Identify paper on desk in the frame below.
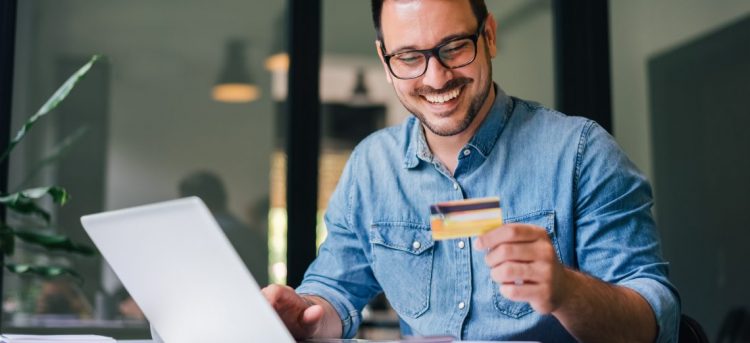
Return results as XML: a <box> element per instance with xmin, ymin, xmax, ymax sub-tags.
<box><xmin>0</xmin><ymin>335</ymin><xmax>115</xmax><ymax>343</ymax></box>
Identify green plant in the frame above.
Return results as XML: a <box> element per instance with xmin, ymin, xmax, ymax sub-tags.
<box><xmin>0</xmin><ymin>55</ymin><xmax>101</xmax><ymax>281</ymax></box>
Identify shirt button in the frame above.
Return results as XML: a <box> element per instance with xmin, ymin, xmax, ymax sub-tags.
<box><xmin>453</xmin><ymin>182</ymin><xmax>459</xmax><ymax>190</ymax></box>
<box><xmin>463</xmin><ymin>149</ymin><xmax>471</xmax><ymax>156</ymax></box>
<box><xmin>457</xmin><ymin>241</ymin><xmax>465</xmax><ymax>249</ymax></box>
<box><xmin>412</xmin><ymin>241</ymin><xmax>421</xmax><ymax>250</ymax></box>
<box><xmin>458</xmin><ymin>301</ymin><xmax>465</xmax><ymax>309</ymax></box>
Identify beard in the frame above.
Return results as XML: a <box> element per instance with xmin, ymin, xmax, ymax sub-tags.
<box><xmin>397</xmin><ymin>64</ymin><xmax>493</xmax><ymax>137</ymax></box>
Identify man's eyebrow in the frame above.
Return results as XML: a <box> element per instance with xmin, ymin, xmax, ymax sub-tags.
<box><xmin>388</xmin><ymin>31</ymin><xmax>471</xmax><ymax>54</ymax></box>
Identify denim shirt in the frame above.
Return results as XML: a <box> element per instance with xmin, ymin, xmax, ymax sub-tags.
<box><xmin>296</xmin><ymin>87</ymin><xmax>680</xmax><ymax>342</ymax></box>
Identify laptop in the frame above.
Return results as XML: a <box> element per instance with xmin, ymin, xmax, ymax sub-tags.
<box><xmin>81</xmin><ymin>197</ymin><xmax>295</xmax><ymax>342</ymax></box>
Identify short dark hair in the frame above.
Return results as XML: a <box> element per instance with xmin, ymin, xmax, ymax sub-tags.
<box><xmin>179</xmin><ymin>170</ymin><xmax>228</xmax><ymax>211</ymax></box>
<box><xmin>371</xmin><ymin>0</ymin><xmax>488</xmax><ymax>41</ymax></box>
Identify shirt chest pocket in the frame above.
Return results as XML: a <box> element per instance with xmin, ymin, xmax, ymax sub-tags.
<box><xmin>369</xmin><ymin>222</ymin><xmax>435</xmax><ymax>319</ymax></box>
<box><xmin>490</xmin><ymin>210</ymin><xmax>562</xmax><ymax>318</ymax></box>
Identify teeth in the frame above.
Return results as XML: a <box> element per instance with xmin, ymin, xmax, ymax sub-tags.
<box><xmin>425</xmin><ymin>88</ymin><xmax>461</xmax><ymax>104</ymax></box>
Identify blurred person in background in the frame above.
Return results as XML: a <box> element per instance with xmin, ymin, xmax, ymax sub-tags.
<box><xmin>179</xmin><ymin>171</ymin><xmax>268</xmax><ymax>286</ymax></box>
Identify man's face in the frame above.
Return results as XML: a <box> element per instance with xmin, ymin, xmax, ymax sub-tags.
<box><xmin>377</xmin><ymin>0</ymin><xmax>497</xmax><ymax>137</ymax></box>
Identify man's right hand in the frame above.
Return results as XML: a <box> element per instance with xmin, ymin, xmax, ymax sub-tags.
<box><xmin>261</xmin><ymin>284</ymin><xmax>327</xmax><ymax>340</ymax></box>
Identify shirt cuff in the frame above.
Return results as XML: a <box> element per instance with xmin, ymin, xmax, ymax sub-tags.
<box><xmin>296</xmin><ymin>281</ymin><xmax>361</xmax><ymax>339</ymax></box>
<box><xmin>620</xmin><ymin>277</ymin><xmax>681</xmax><ymax>343</ymax></box>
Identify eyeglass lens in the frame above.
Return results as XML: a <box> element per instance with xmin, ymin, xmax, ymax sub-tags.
<box><xmin>389</xmin><ymin>38</ymin><xmax>476</xmax><ymax>79</ymax></box>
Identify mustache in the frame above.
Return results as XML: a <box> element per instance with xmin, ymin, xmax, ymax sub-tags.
<box><xmin>411</xmin><ymin>77</ymin><xmax>473</xmax><ymax>96</ymax></box>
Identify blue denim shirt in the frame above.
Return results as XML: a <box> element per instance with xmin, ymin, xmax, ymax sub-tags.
<box><xmin>296</xmin><ymin>88</ymin><xmax>680</xmax><ymax>342</ymax></box>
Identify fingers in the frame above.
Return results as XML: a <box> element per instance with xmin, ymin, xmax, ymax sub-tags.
<box><xmin>498</xmin><ymin>283</ymin><xmax>556</xmax><ymax>314</ymax></box>
<box><xmin>261</xmin><ymin>284</ymin><xmax>283</xmax><ymax>302</ymax></box>
<box><xmin>301</xmin><ymin>304</ymin><xmax>324</xmax><ymax>326</ymax></box>
<box><xmin>262</xmin><ymin>284</ymin><xmax>320</xmax><ymax>339</ymax></box>
<box><xmin>261</xmin><ymin>284</ymin><xmax>282</xmax><ymax>309</ymax></box>
<box><xmin>475</xmin><ymin>223</ymin><xmax>547</xmax><ymax>250</ymax></box>
<box><xmin>476</xmin><ymin>225</ymin><xmax>565</xmax><ymax>316</ymax></box>
<box><xmin>483</xmin><ymin>240</ymin><xmax>555</xmax><ymax>267</ymax></box>
<box><xmin>484</xmin><ymin>241</ymin><xmax>536</xmax><ymax>266</ymax></box>
<box><xmin>499</xmin><ymin>282</ymin><xmax>542</xmax><ymax>300</ymax></box>
<box><xmin>489</xmin><ymin>261</ymin><xmax>553</xmax><ymax>285</ymax></box>
<box><xmin>262</xmin><ymin>284</ymin><xmax>298</xmax><ymax>310</ymax></box>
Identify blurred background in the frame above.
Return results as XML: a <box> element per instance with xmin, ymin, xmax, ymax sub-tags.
<box><xmin>1</xmin><ymin>0</ymin><xmax>748</xmax><ymax>340</ymax></box>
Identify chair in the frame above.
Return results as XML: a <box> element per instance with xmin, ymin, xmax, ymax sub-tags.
<box><xmin>716</xmin><ymin>307</ymin><xmax>750</xmax><ymax>343</ymax></box>
<box><xmin>679</xmin><ymin>314</ymin><xmax>710</xmax><ymax>343</ymax></box>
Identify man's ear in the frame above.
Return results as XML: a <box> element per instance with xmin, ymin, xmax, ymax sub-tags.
<box><xmin>375</xmin><ymin>40</ymin><xmax>393</xmax><ymax>84</ymax></box>
<box><xmin>485</xmin><ymin>13</ymin><xmax>498</xmax><ymax>58</ymax></box>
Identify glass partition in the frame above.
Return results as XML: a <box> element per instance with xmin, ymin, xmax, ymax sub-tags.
<box><xmin>6</xmin><ymin>0</ymin><xmax>285</xmax><ymax>337</ymax></box>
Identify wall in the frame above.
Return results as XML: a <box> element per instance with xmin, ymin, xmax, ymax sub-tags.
<box><xmin>490</xmin><ymin>0</ymin><xmax>554</xmax><ymax>108</ymax></box>
<box><xmin>611</xmin><ymin>0</ymin><xmax>750</xmax><ymax>184</ymax></box>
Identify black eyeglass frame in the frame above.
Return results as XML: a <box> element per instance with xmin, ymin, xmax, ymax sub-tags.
<box><xmin>380</xmin><ymin>20</ymin><xmax>487</xmax><ymax>80</ymax></box>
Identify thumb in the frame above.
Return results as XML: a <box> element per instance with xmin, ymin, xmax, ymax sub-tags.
<box><xmin>301</xmin><ymin>304</ymin><xmax>325</xmax><ymax>326</ymax></box>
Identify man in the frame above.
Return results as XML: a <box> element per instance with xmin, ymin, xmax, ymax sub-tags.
<box><xmin>179</xmin><ymin>171</ymin><xmax>269</xmax><ymax>286</ymax></box>
<box><xmin>263</xmin><ymin>0</ymin><xmax>680</xmax><ymax>342</ymax></box>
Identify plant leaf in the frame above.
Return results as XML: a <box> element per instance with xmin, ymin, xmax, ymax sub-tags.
<box><xmin>13</xmin><ymin>230</ymin><xmax>96</xmax><ymax>256</ymax></box>
<box><xmin>0</xmin><ymin>54</ymin><xmax>101</xmax><ymax>163</ymax></box>
<box><xmin>2</xmin><ymin>199</ymin><xmax>50</xmax><ymax>222</ymax></box>
<box><xmin>5</xmin><ymin>263</ymin><xmax>83</xmax><ymax>283</ymax></box>
<box><xmin>0</xmin><ymin>186</ymin><xmax>70</xmax><ymax>205</ymax></box>
<box><xmin>0</xmin><ymin>187</ymin><xmax>70</xmax><ymax>223</ymax></box>
<box><xmin>15</xmin><ymin>126</ymin><xmax>90</xmax><ymax>190</ymax></box>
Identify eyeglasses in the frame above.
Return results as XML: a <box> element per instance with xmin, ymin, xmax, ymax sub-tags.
<box><xmin>380</xmin><ymin>20</ymin><xmax>486</xmax><ymax>80</ymax></box>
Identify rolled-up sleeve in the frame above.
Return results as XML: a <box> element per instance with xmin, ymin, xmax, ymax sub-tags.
<box><xmin>296</xmin><ymin>276</ymin><xmax>363</xmax><ymax>339</ymax></box>
<box><xmin>295</xmin><ymin>149</ymin><xmax>381</xmax><ymax>339</ymax></box>
<box><xmin>620</xmin><ymin>278</ymin><xmax>681</xmax><ymax>343</ymax></box>
<box><xmin>574</xmin><ymin>122</ymin><xmax>681</xmax><ymax>343</ymax></box>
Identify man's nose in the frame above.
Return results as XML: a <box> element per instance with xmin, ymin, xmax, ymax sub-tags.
<box><xmin>421</xmin><ymin>57</ymin><xmax>453</xmax><ymax>90</ymax></box>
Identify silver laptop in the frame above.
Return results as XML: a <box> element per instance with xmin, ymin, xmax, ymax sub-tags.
<box><xmin>81</xmin><ymin>197</ymin><xmax>294</xmax><ymax>343</ymax></box>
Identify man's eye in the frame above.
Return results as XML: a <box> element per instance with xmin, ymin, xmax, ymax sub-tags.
<box><xmin>396</xmin><ymin>53</ymin><xmax>422</xmax><ymax>65</ymax></box>
<box><xmin>443</xmin><ymin>42</ymin><xmax>469</xmax><ymax>55</ymax></box>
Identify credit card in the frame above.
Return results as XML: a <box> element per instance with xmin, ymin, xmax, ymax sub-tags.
<box><xmin>430</xmin><ymin>197</ymin><xmax>503</xmax><ymax>240</ymax></box>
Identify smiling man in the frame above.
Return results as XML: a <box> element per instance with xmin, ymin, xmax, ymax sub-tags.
<box><xmin>262</xmin><ymin>1</ymin><xmax>680</xmax><ymax>342</ymax></box>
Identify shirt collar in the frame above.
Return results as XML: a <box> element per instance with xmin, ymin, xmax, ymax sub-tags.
<box><xmin>403</xmin><ymin>120</ymin><xmax>426</xmax><ymax>169</ymax></box>
<box><xmin>403</xmin><ymin>84</ymin><xmax>512</xmax><ymax>169</ymax></box>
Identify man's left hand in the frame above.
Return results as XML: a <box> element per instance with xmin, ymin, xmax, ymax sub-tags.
<box><xmin>474</xmin><ymin>223</ymin><xmax>571</xmax><ymax>314</ymax></box>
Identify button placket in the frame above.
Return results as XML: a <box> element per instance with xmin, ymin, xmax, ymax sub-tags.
<box><xmin>447</xmin><ymin>233</ymin><xmax>472</xmax><ymax>338</ymax></box>
<box><xmin>457</xmin><ymin>229</ymin><xmax>472</xmax><ymax>337</ymax></box>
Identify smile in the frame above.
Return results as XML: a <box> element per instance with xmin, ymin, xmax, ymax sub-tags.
<box><xmin>423</xmin><ymin>87</ymin><xmax>462</xmax><ymax>104</ymax></box>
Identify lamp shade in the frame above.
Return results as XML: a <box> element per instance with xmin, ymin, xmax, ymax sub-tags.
<box><xmin>213</xmin><ymin>40</ymin><xmax>260</xmax><ymax>103</ymax></box>
<box><xmin>265</xmin><ymin>52</ymin><xmax>289</xmax><ymax>72</ymax></box>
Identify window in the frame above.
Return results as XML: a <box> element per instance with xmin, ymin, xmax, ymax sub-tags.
<box><xmin>5</xmin><ymin>0</ymin><xmax>286</xmax><ymax>336</ymax></box>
